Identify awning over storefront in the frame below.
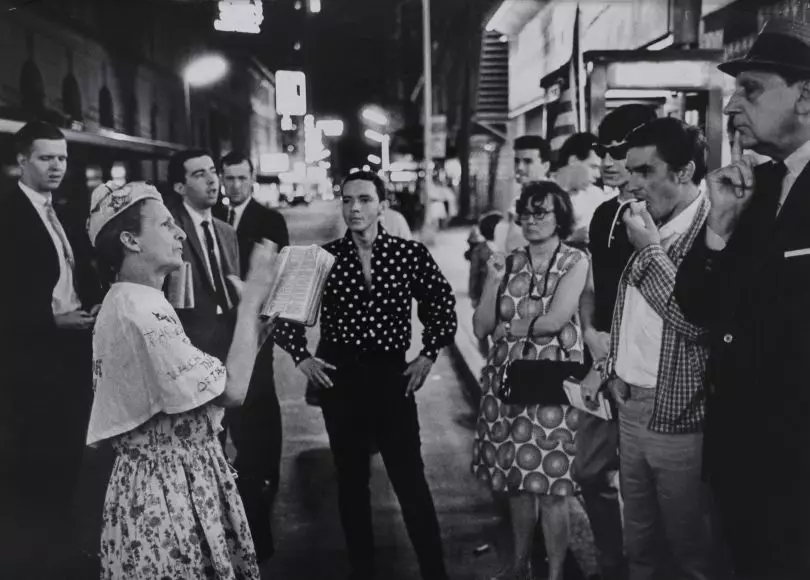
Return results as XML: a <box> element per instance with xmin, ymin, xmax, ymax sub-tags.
<box><xmin>0</xmin><ymin>118</ymin><xmax>185</xmax><ymax>157</ymax></box>
<box><xmin>484</xmin><ymin>0</ymin><xmax>545</xmax><ymax>36</ymax></box>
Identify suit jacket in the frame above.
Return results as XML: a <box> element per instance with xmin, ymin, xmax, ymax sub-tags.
<box><xmin>172</xmin><ymin>205</ymin><xmax>241</xmax><ymax>361</ymax></box>
<box><xmin>676</xmin><ymin>161</ymin><xmax>810</xmax><ymax>483</ymax></box>
<box><xmin>214</xmin><ymin>198</ymin><xmax>289</xmax><ymax>277</ymax></box>
<box><xmin>0</xmin><ymin>184</ymin><xmax>103</xmax><ymax>469</ymax></box>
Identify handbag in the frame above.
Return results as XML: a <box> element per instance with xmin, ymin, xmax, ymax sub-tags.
<box><xmin>497</xmin><ymin>243</ymin><xmax>587</xmax><ymax>405</ymax></box>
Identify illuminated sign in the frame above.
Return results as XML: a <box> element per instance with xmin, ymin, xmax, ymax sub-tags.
<box><xmin>215</xmin><ymin>0</ymin><xmax>264</xmax><ymax>34</ymax></box>
<box><xmin>608</xmin><ymin>61</ymin><xmax>710</xmax><ymax>90</ymax></box>
<box><xmin>276</xmin><ymin>70</ymin><xmax>307</xmax><ymax>116</ymax></box>
<box><xmin>259</xmin><ymin>153</ymin><xmax>290</xmax><ymax>174</ymax></box>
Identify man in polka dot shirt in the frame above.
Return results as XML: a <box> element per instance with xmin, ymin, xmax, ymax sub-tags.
<box><xmin>274</xmin><ymin>170</ymin><xmax>457</xmax><ymax>580</ymax></box>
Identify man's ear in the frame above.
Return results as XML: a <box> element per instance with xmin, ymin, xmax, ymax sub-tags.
<box><xmin>173</xmin><ymin>182</ymin><xmax>185</xmax><ymax>197</ymax></box>
<box><xmin>16</xmin><ymin>152</ymin><xmax>26</xmax><ymax>168</ymax></box>
<box><xmin>120</xmin><ymin>231</ymin><xmax>140</xmax><ymax>253</ymax></box>
<box><xmin>379</xmin><ymin>198</ymin><xmax>389</xmax><ymax>215</ymax></box>
<box><xmin>675</xmin><ymin>161</ymin><xmax>696</xmax><ymax>184</ymax></box>
<box><xmin>796</xmin><ymin>80</ymin><xmax>810</xmax><ymax>115</ymax></box>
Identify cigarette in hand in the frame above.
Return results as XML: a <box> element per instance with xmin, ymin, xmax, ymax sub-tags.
<box><xmin>731</xmin><ymin>130</ymin><xmax>742</xmax><ymax>163</ymax></box>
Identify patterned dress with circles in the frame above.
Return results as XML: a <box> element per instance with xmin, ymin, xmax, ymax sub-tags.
<box><xmin>472</xmin><ymin>244</ymin><xmax>586</xmax><ymax>496</ymax></box>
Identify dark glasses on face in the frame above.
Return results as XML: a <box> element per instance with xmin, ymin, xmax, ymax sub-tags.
<box><xmin>594</xmin><ymin>142</ymin><xmax>629</xmax><ymax>160</ymax></box>
<box><xmin>519</xmin><ymin>208</ymin><xmax>554</xmax><ymax>223</ymax></box>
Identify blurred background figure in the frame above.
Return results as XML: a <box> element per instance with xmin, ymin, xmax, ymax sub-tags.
<box><xmin>466</xmin><ymin>210</ymin><xmax>503</xmax><ymax>356</ymax></box>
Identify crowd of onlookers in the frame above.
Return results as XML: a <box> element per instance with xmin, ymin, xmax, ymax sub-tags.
<box><xmin>464</xmin><ymin>16</ymin><xmax>810</xmax><ymax>580</ymax></box>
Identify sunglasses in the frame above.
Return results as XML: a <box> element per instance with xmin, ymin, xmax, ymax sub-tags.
<box><xmin>594</xmin><ymin>142</ymin><xmax>629</xmax><ymax>160</ymax></box>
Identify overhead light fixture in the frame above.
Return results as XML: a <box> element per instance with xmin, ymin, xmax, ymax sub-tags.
<box><xmin>362</xmin><ymin>107</ymin><xmax>389</xmax><ymax>126</ymax></box>
<box><xmin>183</xmin><ymin>55</ymin><xmax>229</xmax><ymax>87</ymax></box>
<box><xmin>364</xmin><ymin>129</ymin><xmax>384</xmax><ymax>143</ymax></box>
<box><xmin>368</xmin><ymin>154</ymin><xmax>382</xmax><ymax>165</ymax></box>
<box><xmin>308</xmin><ymin>0</ymin><xmax>322</xmax><ymax>13</ymax></box>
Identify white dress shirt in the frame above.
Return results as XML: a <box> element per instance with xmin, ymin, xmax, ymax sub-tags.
<box><xmin>19</xmin><ymin>181</ymin><xmax>82</xmax><ymax>315</ymax></box>
<box><xmin>381</xmin><ymin>208</ymin><xmax>412</xmax><ymax>240</ymax></box>
<box><xmin>615</xmin><ymin>193</ymin><xmax>704</xmax><ymax>389</ymax></box>
<box><xmin>183</xmin><ymin>202</ymin><xmax>230</xmax><ymax>311</ymax></box>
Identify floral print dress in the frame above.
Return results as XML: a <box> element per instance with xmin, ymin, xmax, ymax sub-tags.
<box><xmin>100</xmin><ymin>407</ymin><xmax>259</xmax><ymax>579</ymax></box>
<box><xmin>472</xmin><ymin>244</ymin><xmax>586</xmax><ymax>496</ymax></box>
<box><xmin>86</xmin><ymin>282</ymin><xmax>259</xmax><ymax>580</ymax></box>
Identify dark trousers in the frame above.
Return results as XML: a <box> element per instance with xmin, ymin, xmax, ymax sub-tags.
<box><xmin>318</xmin><ymin>351</ymin><xmax>447</xmax><ymax>580</ymax></box>
<box><xmin>225</xmin><ymin>340</ymin><xmax>282</xmax><ymax>562</ymax></box>
<box><xmin>580</xmin><ymin>483</ymin><xmax>626</xmax><ymax>580</ymax></box>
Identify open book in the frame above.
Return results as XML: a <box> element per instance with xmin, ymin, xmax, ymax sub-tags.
<box><xmin>563</xmin><ymin>378</ymin><xmax>613</xmax><ymax>421</ymax></box>
<box><xmin>260</xmin><ymin>245</ymin><xmax>336</xmax><ymax>326</ymax></box>
<box><xmin>166</xmin><ymin>262</ymin><xmax>195</xmax><ymax>310</ymax></box>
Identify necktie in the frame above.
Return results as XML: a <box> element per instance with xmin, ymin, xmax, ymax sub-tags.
<box><xmin>228</xmin><ymin>207</ymin><xmax>236</xmax><ymax>227</ymax></box>
<box><xmin>770</xmin><ymin>161</ymin><xmax>788</xmax><ymax>216</ymax></box>
<box><xmin>44</xmin><ymin>199</ymin><xmax>75</xmax><ymax>269</ymax></box>
<box><xmin>201</xmin><ymin>220</ymin><xmax>231</xmax><ymax>311</ymax></box>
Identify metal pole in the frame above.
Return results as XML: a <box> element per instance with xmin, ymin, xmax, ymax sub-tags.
<box><xmin>422</xmin><ymin>0</ymin><xmax>432</xmax><ymax>213</ymax></box>
<box><xmin>183</xmin><ymin>78</ymin><xmax>192</xmax><ymax>145</ymax></box>
<box><xmin>382</xmin><ymin>134</ymin><xmax>391</xmax><ymax>173</ymax></box>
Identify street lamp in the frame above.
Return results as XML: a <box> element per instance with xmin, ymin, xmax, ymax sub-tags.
<box><xmin>361</xmin><ymin>107</ymin><xmax>388</xmax><ymax>126</ymax></box>
<box><xmin>182</xmin><ymin>54</ymin><xmax>229</xmax><ymax>142</ymax></box>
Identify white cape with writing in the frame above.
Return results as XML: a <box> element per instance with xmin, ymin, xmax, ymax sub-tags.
<box><xmin>86</xmin><ymin>282</ymin><xmax>226</xmax><ymax>446</ymax></box>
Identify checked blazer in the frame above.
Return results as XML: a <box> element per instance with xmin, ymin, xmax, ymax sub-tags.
<box><xmin>603</xmin><ymin>195</ymin><xmax>711</xmax><ymax>433</ymax></box>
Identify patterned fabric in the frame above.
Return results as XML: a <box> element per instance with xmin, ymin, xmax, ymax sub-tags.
<box><xmin>274</xmin><ymin>227</ymin><xmax>457</xmax><ymax>363</ymax></box>
<box><xmin>603</xmin><ymin>196</ymin><xmax>711</xmax><ymax>434</ymax></box>
<box><xmin>472</xmin><ymin>244</ymin><xmax>586</xmax><ymax>495</ymax></box>
<box><xmin>100</xmin><ymin>406</ymin><xmax>259</xmax><ymax>580</ymax></box>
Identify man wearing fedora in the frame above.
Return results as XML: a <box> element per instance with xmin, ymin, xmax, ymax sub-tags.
<box><xmin>676</xmin><ymin>18</ymin><xmax>810</xmax><ymax>580</ymax></box>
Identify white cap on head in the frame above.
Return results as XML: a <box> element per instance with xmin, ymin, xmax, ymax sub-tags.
<box><xmin>87</xmin><ymin>181</ymin><xmax>163</xmax><ymax>247</ymax></box>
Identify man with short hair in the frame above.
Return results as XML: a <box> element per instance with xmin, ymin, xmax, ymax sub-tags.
<box><xmin>576</xmin><ymin>104</ymin><xmax>656</xmax><ymax>580</ymax></box>
<box><xmin>676</xmin><ymin>18</ymin><xmax>810</xmax><ymax>579</ymax></box>
<box><xmin>493</xmin><ymin>134</ymin><xmax>551</xmax><ymax>253</ymax></box>
<box><xmin>274</xmin><ymin>170</ymin><xmax>457</xmax><ymax>580</ymax></box>
<box><xmin>213</xmin><ymin>151</ymin><xmax>289</xmax><ymax>562</ymax></box>
<box><xmin>168</xmin><ymin>150</ymin><xmax>240</xmax><ymax>362</ymax></box>
<box><xmin>604</xmin><ymin>118</ymin><xmax>715</xmax><ymax>580</ymax></box>
<box><xmin>0</xmin><ymin>121</ymin><xmax>103</xmax><ymax>576</ymax></box>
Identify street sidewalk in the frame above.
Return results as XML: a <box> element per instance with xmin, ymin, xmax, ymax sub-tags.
<box><xmin>421</xmin><ymin>226</ymin><xmax>485</xmax><ymax>396</ymax></box>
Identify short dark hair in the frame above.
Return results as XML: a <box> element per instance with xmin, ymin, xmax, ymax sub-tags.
<box><xmin>478</xmin><ymin>211</ymin><xmax>503</xmax><ymax>242</ymax></box>
<box><xmin>14</xmin><ymin>121</ymin><xmax>65</xmax><ymax>156</ymax></box>
<box><xmin>515</xmin><ymin>180</ymin><xmax>575</xmax><ymax>240</ymax></box>
<box><xmin>514</xmin><ymin>135</ymin><xmax>551</xmax><ymax>163</ymax></box>
<box><xmin>168</xmin><ymin>149</ymin><xmax>214</xmax><ymax>187</ymax></box>
<box><xmin>220</xmin><ymin>151</ymin><xmax>254</xmax><ymax>174</ymax></box>
<box><xmin>94</xmin><ymin>199</ymin><xmax>148</xmax><ymax>284</ymax></box>
<box><xmin>625</xmin><ymin>117</ymin><xmax>708</xmax><ymax>185</ymax></box>
<box><xmin>598</xmin><ymin>104</ymin><xmax>657</xmax><ymax>145</ymax></box>
<box><xmin>558</xmin><ymin>132</ymin><xmax>598</xmax><ymax>165</ymax></box>
<box><xmin>341</xmin><ymin>170</ymin><xmax>386</xmax><ymax>200</ymax></box>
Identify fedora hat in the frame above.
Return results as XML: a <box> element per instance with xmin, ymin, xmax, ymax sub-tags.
<box><xmin>719</xmin><ymin>18</ymin><xmax>810</xmax><ymax>77</ymax></box>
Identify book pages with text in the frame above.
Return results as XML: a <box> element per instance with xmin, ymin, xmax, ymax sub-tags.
<box><xmin>563</xmin><ymin>378</ymin><xmax>613</xmax><ymax>421</ymax></box>
<box><xmin>261</xmin><ymin>245</ymin><xmax>335</xmax><ymax>325</ymax></box>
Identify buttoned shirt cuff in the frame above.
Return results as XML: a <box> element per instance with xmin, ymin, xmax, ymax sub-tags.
<box><xmin>291</xmin><ymin>347</ymin><xmax>312</xmax><ymax>367</ymax></box>
<box><xmin>705</xmin><ymin>226</ymin><xmax>728</xmax><ymax>251</ymax></box>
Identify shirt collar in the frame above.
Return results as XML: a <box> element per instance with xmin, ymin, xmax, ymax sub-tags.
<box><xmin>18</xmin><ymin>180</ymin><xmax>52</xmax><ymax>207</ymax></box>
<box><xmin>783</xmin><ymin>138</ymin><xmax>810</xmax><ymax>178</ymax></box>
<box><xmin>340</xmin><ymin>224</ymin><xmax>389</xmax><ymax>250</ymax></box>
<box><xmin>659</xmin><ymin>192</ymin><xmax>704</xmax><ymax>241</ymax></box>
<box><xmin>183</xmin><ymin>201</ymin><xmax>213</xmax><ymax>226</ymax></box>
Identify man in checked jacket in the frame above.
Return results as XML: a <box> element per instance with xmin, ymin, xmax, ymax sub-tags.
<box><xmin>600</xmin><ymin>118</ymin><xmax>717</xmax><ymax>580</ymax></box>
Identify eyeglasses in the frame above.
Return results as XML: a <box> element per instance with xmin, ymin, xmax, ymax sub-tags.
<box><xmin>594</xmin><ymin>142</ymin><xmax>629</xmax><ymax>160</ymax></box>
<box><xmin>519</xmin><ymin>209</ymin><xmax>554</xmax><ymax>223</ymax></box>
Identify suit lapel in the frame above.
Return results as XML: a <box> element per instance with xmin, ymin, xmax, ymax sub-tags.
<box><xmin>178</xmin><ymin>206</ymin><xmax>215</xmax><ymax>294</ymax></box>
<box><xmin>213</xmin><ymin>218</ymin><xmax>238</xmax><ymax>277</ymax></box>
<box><xmin>770</xmin><ymin>160</ymin><xmax>810</xmax><ymax>250</ymax></box>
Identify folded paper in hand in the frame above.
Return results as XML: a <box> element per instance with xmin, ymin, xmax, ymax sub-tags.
<box><xmin>260</xmin><ymin>245</ymin><xmax>335</xmax><ymax>326</ymax></box>
<box><xmin>166</xmin><ymin>262</ymin><xmax>195</xmax><ymax>309</ymax></box>
<box><xmin>563</xmin><ymin>378</ymin><xmax>613</xmax><ymax>421</ymax></box>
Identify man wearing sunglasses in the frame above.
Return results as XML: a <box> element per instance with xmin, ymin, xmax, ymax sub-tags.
<box><xmin>575</xmin><ymin>105</ymin><xmax>657</xmax><ymax>580</ymax></box>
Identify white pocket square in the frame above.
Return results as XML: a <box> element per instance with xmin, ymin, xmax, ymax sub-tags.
<box><xmin>784</xmin><ymin>248</ymin><xmax>810</xmax><ymax>258</ymax></box>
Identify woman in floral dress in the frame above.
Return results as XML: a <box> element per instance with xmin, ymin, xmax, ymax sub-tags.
<box><xmin>85</xmin><ymin>181</ymin><xmax>277</xmax><ymax>579</ymax></box>
<box><xmin>472</xmin><ymin>181</ymin><xmax>590</xmax><ymax>580</ymax></box>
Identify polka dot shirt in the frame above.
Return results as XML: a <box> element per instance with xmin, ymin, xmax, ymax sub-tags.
<box><xmin>274</xmin><ymin>228</ymin><xmax>457</xmax><ymax>364</ymax></box>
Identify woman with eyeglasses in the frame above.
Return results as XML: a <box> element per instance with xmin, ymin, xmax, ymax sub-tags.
<box><xmin>472</xmin><ymin>181</ymin><xmax>590</xmax><ymax>580</ymax></box>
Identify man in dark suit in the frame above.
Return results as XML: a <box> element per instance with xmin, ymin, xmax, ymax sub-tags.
<box><xmin>213</xmin><ymin>151</ymin><xmax>289</xmax><ymax>562</ymax></box>
<box><xmin>675</xmin><ymin>18</ymin><xmax>810</xmax><ymax>580</ymax></box>
<box><xmin>167</xmin><ymin>149</ymin><xmax>240</xmax><ymax>362</ymax></box>
<box><xmin>0</xmin><ymin>121</ymin><xmax>103</xmax><ymax>578</ymax></box>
